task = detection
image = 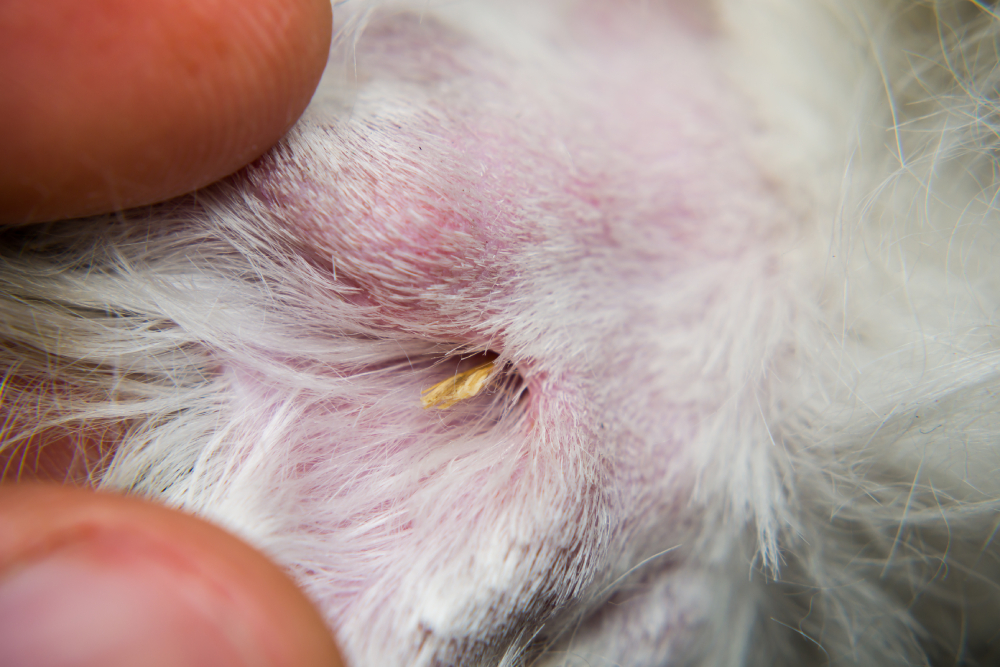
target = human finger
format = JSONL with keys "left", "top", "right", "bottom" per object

{"left": 0, "top": 0, "right": 332, "bottom": 224}
{"left": 0, "top": 484, "right": 346, "bottom": 667}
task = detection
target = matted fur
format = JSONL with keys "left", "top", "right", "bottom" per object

{"left": 3, "top": 1, "right": 1000, "bottom": 665}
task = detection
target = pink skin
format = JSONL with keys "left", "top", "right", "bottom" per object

{"left": 218, "top": 3, "right": 796, "bottom": 663}
{"left": 16, "top": 0, "right": 1000, "bottom": 664}
{"left": 0, "top": 2, "right": 799, "bottom": 665}
{"left": 255, "top": 6, "right": 776, "bottom": 329}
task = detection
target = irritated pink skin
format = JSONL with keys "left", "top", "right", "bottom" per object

{"left": 256, "top": 3, "right": 779, "bottom": 323}
{"left": 5, "top": 2, "right": 992, "bottom": 665}
{"left": 219, "top": 3, "right": 796, "bottom": 663}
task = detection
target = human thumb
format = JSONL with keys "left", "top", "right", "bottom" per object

{"left": 0, "top": 484, "right": 345, "bottom": 667}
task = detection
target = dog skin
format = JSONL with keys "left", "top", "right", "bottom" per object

{"left": 3, "top": 1, "right": 1000, "bottom": 665}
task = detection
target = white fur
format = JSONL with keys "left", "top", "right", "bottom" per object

{"left": 3, "top": 1, "right": 1000, "bottom": 665}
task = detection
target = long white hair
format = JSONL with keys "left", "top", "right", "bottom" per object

{"left": 2, "top": 1, "right": 1000, "bottom": 665}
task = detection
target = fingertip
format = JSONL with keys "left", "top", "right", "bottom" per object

{"left": 0, "top": 0, "right": 333, "bottom": 224}
{"left": 0, "top": 484, "right": 345, "bottom": 667}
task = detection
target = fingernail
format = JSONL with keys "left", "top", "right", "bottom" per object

{"left": 0, "top": 531, "right": 270, "bottom": 667}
